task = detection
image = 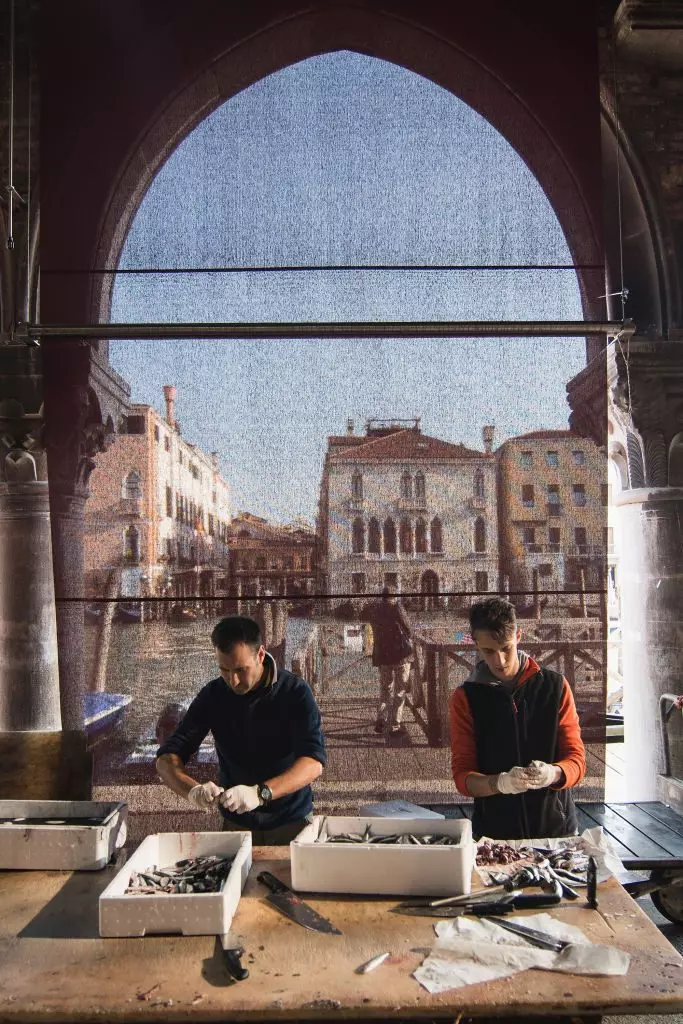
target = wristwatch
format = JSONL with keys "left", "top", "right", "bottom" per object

{"left": 257, "top": 782, "right": 273, "bottom": 806}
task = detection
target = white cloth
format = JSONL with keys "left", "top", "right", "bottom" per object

{"left": 413, "top": 913, "right": 630, "bottom": 994}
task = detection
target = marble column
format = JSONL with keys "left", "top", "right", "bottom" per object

{"left": 568, "top": 338, "right": 683, "bottom": 806}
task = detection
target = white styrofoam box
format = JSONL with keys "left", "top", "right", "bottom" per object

{"left": 99, "top": 831, "right": 252, "bottom": 938}
{"left": 291, "top": 816, "right": 474, "bottom": 897}
{"left": 359, "top": 800, "right": 445, "bottom": 820}
{"left": 0, "top": 800, "right": 127, "bottom": 870}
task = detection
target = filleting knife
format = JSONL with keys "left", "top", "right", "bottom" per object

{"left": 256, "top": 871, "right": 342, "bottom": 934}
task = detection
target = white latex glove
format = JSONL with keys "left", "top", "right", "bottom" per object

{"left": 187, "top": 781, "right": 224, "bottom": 811}
{"left": 524, "top": 759, "right": 563, "bottom": 789}
{"left": 496, "top": 766, "right": 534, "bottom": 795}
{"left": 220, "top": 784, "right": 261, "bottom": 814}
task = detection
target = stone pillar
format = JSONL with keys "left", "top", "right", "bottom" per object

{"left": 569, "top": 338, "right": 683, "bottom": 804}
{"left": 0, "top": 351, "right": 61, "bottom": 732}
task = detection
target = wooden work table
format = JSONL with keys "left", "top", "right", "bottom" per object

{"left": 0, "top": 846, "right": 682, "bottom": 1022}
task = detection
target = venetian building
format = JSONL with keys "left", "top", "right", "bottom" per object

{"left": 318, "top": 419, "right": 498, "bottom": 607}
{"left": 227, "top": 512, "right": 317, "bottom": 601}
{"left": 84, "top": 386, "right": 231, "bottom": 604}
{"left": 496, "top": 430, "right": 607, "bottom": 600}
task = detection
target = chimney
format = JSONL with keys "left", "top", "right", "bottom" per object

{"left": 163, "top": 385, "right": 177, "bottom": 427}
{"left": 211, "top": 451, "right": 219, "bottom": 471}
{"left": 346, "top": 418, "right": 355, "bottom": 435}
{"left": 482, "top": 425, "right": 495, "bottom": 454}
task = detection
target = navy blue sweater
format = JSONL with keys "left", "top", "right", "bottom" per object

{"left": 156, "top": 666, "right": 326, "bottom": 830}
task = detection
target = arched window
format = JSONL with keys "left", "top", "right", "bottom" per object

{"left": 399, "top": 518, "right": 413, "bottom": 554}
{"left": 352, "top": 470, "right": 363, "bottom": 500}
{"left": 368, "top": 517, "right": 381, "bottom": 554}
{"left": 124, "top": 526, "right": 140, "bottom": 562}
{"left": 400, "top": 471, "right": 413, "bottom": 499}
{"left": 415, "top": 517, "right": 427, "bottom": 553}
{"left": 123, "top": 470, "right": 142, "bottom": 500}
{"left": 474, "top": 470, "right": 485, "bottom": 498}
{"left": 430, "top": 517, "right": 443, "bottom": 553}
{"left": 383, "top": 518, "right": 397, "bottom": 555}
{"left": 474, "top": 516, "right": 486, "bottom": 552}
{"left": 415, "top": 471, "right": 425, "bottom": 500}
{"left": 352, "top": 517, "right": 365, "bottom": 553}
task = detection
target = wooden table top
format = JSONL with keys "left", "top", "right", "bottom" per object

{"left": 0, "top": 845, "right": 682, "bottom": 1022}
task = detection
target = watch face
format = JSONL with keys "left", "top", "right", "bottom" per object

{"left": 259, "top": 784, "right": 272, "bottom": 804}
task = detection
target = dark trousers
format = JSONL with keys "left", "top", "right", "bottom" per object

{"left": 221, "top": 816, "right": 311, "bottom": 845}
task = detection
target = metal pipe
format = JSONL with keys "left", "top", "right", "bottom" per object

{"left": 6, "top": 0, "right": 15, "bottom": 250}
{"left": 16, "top": 319, "right": 635, "bottom": 342}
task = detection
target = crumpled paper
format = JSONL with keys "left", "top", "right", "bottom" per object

{"left": 413, "top": 913, "right": 630, "bottom": 994}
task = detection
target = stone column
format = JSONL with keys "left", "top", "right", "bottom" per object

{"left": 568, "top": 338, "right": 683, "bottom": 806}
{"left": 0, "top": 351, "right": 61, "bottom": 731}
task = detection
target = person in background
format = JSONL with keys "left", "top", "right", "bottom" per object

{"left": 369, "top": 586, "right": 414, "bottom": 738}
{"left": 450, "top": 596, "right": 585, "bottom": 839}
{"left": 156, "top": 615, "right": 326, "bottom": 845}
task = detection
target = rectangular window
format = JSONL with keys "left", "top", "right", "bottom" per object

{"left": 208, "top": 513, "right": 215, "bottom": 536}
{"left": 549, "top": 527, "right": 561, "bottom": 548}
{"left": 571, "top": 450, "right": 585, "bottom": 466}
{"left": 154, "top": 424, "right": 160, "bottom": 442}
{"left": 523, "top": 527, "right": 535, "bottom": 545}
{"left": 351, "top": 572, "right": 365, "bottom": 594}
{"left": 475, "top": 571, "right": 488, "bottom": 592}
{"left": 538, "top": 563, "right": 553, "bottom": 577}
{"left": 604, "top": 526, "right": 614, "bottom": 551}
{"left": 601, "top": 483, "right": 610, "bottom": 505}
{"left": 164, "top": 435, "right": 170, "bottom": 452}
{"left": 547, "top": 484, "right": 560, "bottom": 503}
{"left": 522, "top": 484, "right": 535, "bottom": 507}
{"left": 575, "top": 526, "right": 587, "bottom": 548}
{"left": 520, "top": 451, "right": 533, "bottom": 468}
{"left": 572, "top": 484, "right": 586, "bottom": 506}
{"left": 546, "top": 450, "right": 559, "bottom": 467}
{"left": 179, "top": 451, "right": 183, "bottom": 465}
{"left": 166, "top": 538, "right": 174, "bottom": 559}
{"left": 384, "top": 572, "right": 398, "bottom": 590}
{"left": 125, "top": 414, "right": 146, "bottom": 435}
{"left": 165, "top": 486, "right": 173, "bottom": 518}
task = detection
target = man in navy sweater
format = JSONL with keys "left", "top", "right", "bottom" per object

{"left": 156, "top": 615, "right": 326, "bottom": 844}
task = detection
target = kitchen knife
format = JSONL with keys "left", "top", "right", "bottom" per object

{"left": 392, "top": 889, "right": 562, "bottom": 917}
{"left": 219, "top": 933, "right": 249, "bottom": 981}
{"left": 481, "top": 916, "right": 570, "bottom": 952}
{"left": 256, "top": 871, "right": 342, "bottom": 934}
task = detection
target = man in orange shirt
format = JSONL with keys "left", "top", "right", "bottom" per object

{"left": 450, "top": 597, "right": 585, "bottom": 840}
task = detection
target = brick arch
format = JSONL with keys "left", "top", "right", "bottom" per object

{"left": 42, "top": 2, "right": 605, "bottom": 335}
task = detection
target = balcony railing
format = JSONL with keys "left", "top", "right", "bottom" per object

{"left": 469, "top": 495, "right": 487, "bottom": 510}
{"left": 119, "top": 497, "right": 142, "bottom": 517}
{"left": 347, "top": 498, "right": 364, "bottom": 512}
{"left": 567, "top": 544, "right": 605, "bottom": 557}
{"left": 396, "top": 496, "right": 427, "bottom": 512}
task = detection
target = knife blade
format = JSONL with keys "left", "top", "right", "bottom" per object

{"left": 219, "top": 933, "right": 249, "bottom": 981}
{"left": 392, "top": 889, "right": 562, "bottom": 917}
{"left": 256, "top": 871, "right": 342, "bottom": 934}
{"left": 481, "top": 916, "right": 570, "bottom": 953}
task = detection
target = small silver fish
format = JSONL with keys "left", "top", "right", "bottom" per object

{"left": 356, "top": 952, "right": 390, "bottom": 974}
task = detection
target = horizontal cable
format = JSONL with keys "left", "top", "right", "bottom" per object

{"left": 19, "top": 319, "right": 633, "bottom": 341}
{"left": 41, "top": 262, "right": 604, "bottom": 275}
{"left": 57, "top": 589, "right": 608, "bottom": 602}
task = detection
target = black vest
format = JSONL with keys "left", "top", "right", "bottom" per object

{"left": 463, "top": 667, "right": 577, "bottom": 840}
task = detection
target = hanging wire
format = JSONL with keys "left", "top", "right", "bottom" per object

{"left": 25, "top": 0, "right": 31, "bottom": 321}
{"left": 6, "top": 0, "right": 15, "bottom": 250}
{"left": 611, "top": 29, "right": 626, "bottom": 322}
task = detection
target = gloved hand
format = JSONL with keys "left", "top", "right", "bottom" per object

{"left": 496, "top": 766, "right": 534, "bottom": 795}
{"left": 524, "top": 759, "right": 562, "bottom": 789}
{"left": 220, "top": 784, "right": 261, "bottom": 814}
{"left": 187, "top": 781, "right": 224, "bottom": 811}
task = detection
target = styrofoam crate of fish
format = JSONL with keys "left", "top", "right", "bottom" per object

{"left": 291, "top": 816, "right": 474, "bottom": 897}
{"left": 0, "top": 800, "right": 127, "bottom": 870}
{"left": 99, "top": 831, "right": 252, "bottom": 937}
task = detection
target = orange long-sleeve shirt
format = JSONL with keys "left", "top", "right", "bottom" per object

{"left": 449, "top": 656, "right": 586, "bottom": 796}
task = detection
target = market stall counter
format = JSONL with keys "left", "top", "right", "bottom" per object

{"left": 0, "top": 845, "right": 682, "bottom": 1022}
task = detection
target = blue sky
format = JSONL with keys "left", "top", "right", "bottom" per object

{"left": 110, "top": 51, "right": 586, "bottom": 523}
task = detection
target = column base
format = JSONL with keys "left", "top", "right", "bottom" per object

{"left": 0, "top": 731, "right": 92, "bottom": 800}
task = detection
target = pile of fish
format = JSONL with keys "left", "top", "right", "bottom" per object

{"left": 538, "top": 845, "right": 589, "bottom": 875}
{"left": 124, "top": 854, "right": 235, "bottom": 895}
{"left": 317, "top": 824, "right": 459, "bottom": 846}
{"left": 476, "top": 841, "right": 530, "bottom": 865}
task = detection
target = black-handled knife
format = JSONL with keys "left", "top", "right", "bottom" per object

{"left": 256, "top": 871, "right": 342, "bottom": 935}
{"left": 220, "top": 935, "right": 249, "bottom": 981}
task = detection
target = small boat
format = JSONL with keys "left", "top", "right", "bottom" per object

{"left": 83, "top": 691, "right": 132, "bottom": 746}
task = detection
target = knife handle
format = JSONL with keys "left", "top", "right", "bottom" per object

{"left": 223, "top": 947, "right": 249, "bottom": 982}
{"left": 511, "top": 892, "right": 562, "bottom": 908}
{"left": 257, "top": 870, "right": 289, "bottom": 894}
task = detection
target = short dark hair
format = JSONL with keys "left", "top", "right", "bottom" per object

{"left": 469, "top": 597, "right": 517, "bottom": 642}
{"left": 211, "top": 616, "right": 262, "bottom": 652}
